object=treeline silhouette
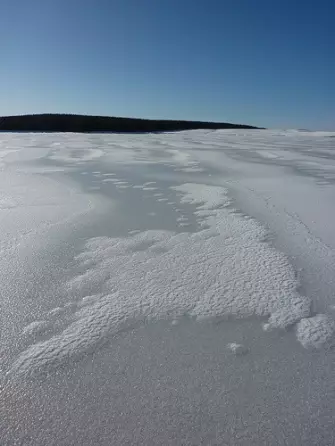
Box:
[0,114,260,133]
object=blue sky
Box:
[0,0,333,129]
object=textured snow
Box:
[1,130,335,445]
[11,181,311,375]
[296,314,335,348]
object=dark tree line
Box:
[0,114,261,133]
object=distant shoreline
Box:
[0,114,262,133]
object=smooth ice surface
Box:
[1,130,335,445]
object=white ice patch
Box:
[256,151,279,159]
[180,166,205,173]
[296,314,335,348]
[102,178,117,182]
[10,182,314,376]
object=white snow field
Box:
[1,130,335,445]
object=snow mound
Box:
[296,314,335,348]
[11,183,312,376]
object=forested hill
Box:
[0,114,261,133]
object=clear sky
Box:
[1,0,333,129]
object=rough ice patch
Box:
[22,321,51,337]
[296,314,335,348]
[173,183,230,210]
[48,307,65,318]
[12,296,123,375]
[0,197,17,209]
[48,147,104,164]
[178,222,191,228]
[180,166,205,173]
[227,343,248,356]
[11,183,314,376]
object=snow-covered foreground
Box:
[1,130,335,444]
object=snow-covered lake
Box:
[1,129,335,445]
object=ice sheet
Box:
[1,129,335,445]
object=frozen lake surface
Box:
[1,129,335,445]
